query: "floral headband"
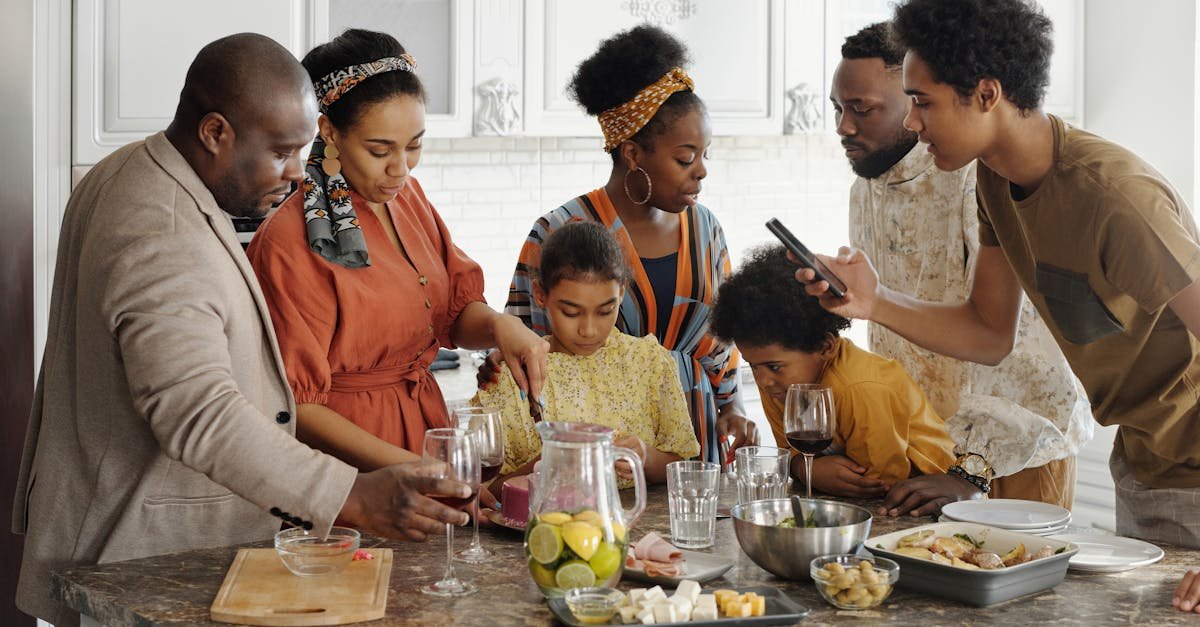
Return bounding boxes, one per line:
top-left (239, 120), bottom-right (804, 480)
top-left (597, 67), bottom-right (695, 153)
top-left (313, 53), bottom-right (418, 114)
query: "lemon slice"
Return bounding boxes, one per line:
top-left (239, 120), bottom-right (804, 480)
top-left (554, 560), bottom-right (597, 589)
top-left (572, 510), bottom-right (604, 526)
top-left (528, 522), bottom-right (564, 565)
top-left (537, 511), bottom-right (572, 526)
top-left (562, 521), bottom-right (603, 561)
top-left (588, 541), bottom-right (622, 581)
top-left (529, 558), bottom-right (558, 588)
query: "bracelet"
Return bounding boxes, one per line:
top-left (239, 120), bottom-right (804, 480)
top-left (948, 465), bottom-right (991, 494)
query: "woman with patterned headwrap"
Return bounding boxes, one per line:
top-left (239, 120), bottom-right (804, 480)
top-left (248, 29), bottom-right (548, 467)
top-left (480, 25), bottom-right (759, 465)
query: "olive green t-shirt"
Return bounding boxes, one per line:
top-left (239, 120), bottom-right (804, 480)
top-left (977, 115), bottom-right (1200, 488)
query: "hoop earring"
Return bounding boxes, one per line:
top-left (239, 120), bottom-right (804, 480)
top-left (322, 143), bottom-right (342, 177)
top-left (623, 166), bottom-right (652, 205)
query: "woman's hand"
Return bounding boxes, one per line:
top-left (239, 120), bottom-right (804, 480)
top-left (716, 412), bottom-right (759, 453)
top-left (475, 350), bottom-right (502, 390)
top-left (792, 247), bottom-right (881, 320)
top-left (613, 435), bottom-right (648, 481)
top-left (877, 472), bottom-right (983, 517)
top-left (803, 455), bottom-right (889, 497)
top-left (491, 314), bottom-right (550, 403)
top-left (1174, 569), bottom-right (1200, 613)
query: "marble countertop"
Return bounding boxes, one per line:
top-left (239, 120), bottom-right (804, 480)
top-left (53, 479), bottom-right (1200, 626)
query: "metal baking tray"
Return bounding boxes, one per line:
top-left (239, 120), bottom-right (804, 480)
top-left (866, 521), bottom-right (1078, 606)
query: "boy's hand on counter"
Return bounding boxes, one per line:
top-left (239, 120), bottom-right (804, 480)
top-left (801, 454), bottom-right (888, 497)
top-left (341, 462), bottom-right (471, 541)
top-left (877, 472), bottom-right (983, 517)
top-left (1174, 569), bottom-right (1200, 613)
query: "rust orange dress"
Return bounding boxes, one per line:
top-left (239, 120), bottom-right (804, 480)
top-left (247, 177), bottom-right (485, 455)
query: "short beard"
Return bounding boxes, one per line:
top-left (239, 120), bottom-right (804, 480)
top-left (848, 131), bottom-right (919, 179)
top-left (211, 177), bottom-right (268, 219)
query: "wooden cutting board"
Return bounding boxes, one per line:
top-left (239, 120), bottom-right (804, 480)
top-left (210, 548), bottom-right (392, 626)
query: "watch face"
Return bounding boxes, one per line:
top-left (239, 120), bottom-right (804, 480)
top-left (961, 455), bottom-right (989, 476)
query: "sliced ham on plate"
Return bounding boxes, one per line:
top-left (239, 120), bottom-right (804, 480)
top-left (626, 532), bottom-right (685, 577)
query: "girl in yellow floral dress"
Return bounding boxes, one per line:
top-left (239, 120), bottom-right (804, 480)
top-left (473, 221), bottom-right (699, 487)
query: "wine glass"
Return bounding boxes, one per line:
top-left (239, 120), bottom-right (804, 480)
top-left (420, 427), bottom-right (481, 597)
top-left (452, 406), bottom-right (504, 563)
top-left (784, 384), bottom-right (836, 499)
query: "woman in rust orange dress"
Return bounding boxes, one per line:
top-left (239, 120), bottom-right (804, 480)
top-left (248, 29), bottom-right (548, 470)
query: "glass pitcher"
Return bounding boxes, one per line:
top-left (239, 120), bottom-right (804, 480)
top-left (524, 422), bottom-right (646, 597)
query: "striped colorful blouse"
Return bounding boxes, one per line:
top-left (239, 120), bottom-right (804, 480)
top-left (505, 188), bottom-right (740, 463)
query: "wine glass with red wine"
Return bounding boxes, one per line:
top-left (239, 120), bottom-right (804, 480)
top-left (784, 384), bottom-right (836, 499)
top-left (420, 427), bottom-right (480, 597)
top-left (452, 406), bottom-right (504, 563)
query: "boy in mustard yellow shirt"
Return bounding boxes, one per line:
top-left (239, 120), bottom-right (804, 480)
top-left (711, 246), bottom-right (954, 496)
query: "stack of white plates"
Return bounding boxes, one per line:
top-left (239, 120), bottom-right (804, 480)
top-left (1046, 532), bottom-right (1165, 572)
top-left (938, 499), bottom-right (1071, 536)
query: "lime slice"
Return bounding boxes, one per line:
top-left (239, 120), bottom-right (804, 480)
top-left (537, 511), bottom-right (573, 526)
top-left (563, 521), bottom-right (602, 561)
top-left (554, 560), bottom-right (597, 589)
top-left (588, 541), bottom-right (622, 581)
top-left (528, 523), bottom-right (564, 565)
top-left (529, 558), bottom-right (558, 588)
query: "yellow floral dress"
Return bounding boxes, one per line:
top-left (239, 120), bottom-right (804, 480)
top-left (473, 331), bottom-right (700, 480)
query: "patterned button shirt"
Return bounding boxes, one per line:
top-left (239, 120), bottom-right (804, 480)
top-left (848, 144), bottom-right (1094, 477)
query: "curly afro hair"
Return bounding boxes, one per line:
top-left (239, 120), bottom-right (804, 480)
top-left (569, 25), bottom-right (705, 161)
top-left (893, 0), bottom-right (1052, 112)
top-left (842, 21), bottom-right (905, 69)
top-left (535, 220), bottom-right (631, 291)
top-left (302, 29), bottom-right (426, 131)
top-left (711, 246), bottom-right (850, 353)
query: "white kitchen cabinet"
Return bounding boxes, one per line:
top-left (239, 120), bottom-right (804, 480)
top-left (73, 0), bottom-right (320, 165)
top-left (72, 0), bottom-right (1084, 164)
top-left (521, 0), bottom-right (784, 138)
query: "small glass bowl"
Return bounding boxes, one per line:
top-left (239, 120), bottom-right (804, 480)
top-left (274, 526), bottom-right (360, 577)
top-left (564, 587), bottom-right (623, 624)
top-left (810, 554), bottom-right (899, 610)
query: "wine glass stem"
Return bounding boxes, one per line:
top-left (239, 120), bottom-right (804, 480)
top-left (469, 496), bottom-right (482, 549)
top-left (443, 523), bottom-right (456, 582)
top-left (803, 453), bottom-right (814, 499)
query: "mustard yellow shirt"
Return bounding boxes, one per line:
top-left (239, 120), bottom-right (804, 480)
top-left (758, 338), bottom-right (955, 485)
top-left (474, 331), bottom-right (700, 477)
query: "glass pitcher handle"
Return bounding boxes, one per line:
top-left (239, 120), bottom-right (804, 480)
top-left (611, 446), bottom-right (646, 527)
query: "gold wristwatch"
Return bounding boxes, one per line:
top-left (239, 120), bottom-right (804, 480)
top-left (949, 452), bottom-right (994, 493)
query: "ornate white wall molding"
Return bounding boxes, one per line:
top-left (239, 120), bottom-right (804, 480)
top-left (621, 0), bottom-right (697, 25)
top-left (474, 77), bottom-right (521, 136)
top-left (784, 82), bottom-right (822, 134)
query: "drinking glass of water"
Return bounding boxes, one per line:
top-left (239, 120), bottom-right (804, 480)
top-left (784, 384), bottom-right (836, 498)
top-left (666, 461), bottom-right (720, 548)
top-left (734, 446), bottom-right (790, 504)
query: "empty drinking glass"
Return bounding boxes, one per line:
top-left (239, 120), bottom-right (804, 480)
top-left (666, 461), bottom-right (720, 548)
top-left (735, 446), bottom-right (790, 504)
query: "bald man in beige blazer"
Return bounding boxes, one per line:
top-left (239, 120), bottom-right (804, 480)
top-left (12, 34), bottom-right (472, 626)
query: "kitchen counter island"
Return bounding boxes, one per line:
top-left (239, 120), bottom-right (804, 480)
top-left (53, 481), bottom-right (1200, 625)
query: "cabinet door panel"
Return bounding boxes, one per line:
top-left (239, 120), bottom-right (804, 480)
top-left (523, 0), bottom-right (783, 137)
top-left (74, 0), bottom-right (315, 164)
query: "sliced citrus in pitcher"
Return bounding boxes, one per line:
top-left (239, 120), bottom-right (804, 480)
top-left (588, 541), bottom-right (622, 581)
top-left (537, 511), bottom-right (573, 526)
top-left (529, 558), bottom-right (558, 588)
top-left (554, 560), bottom-right (597, 589)
top-left (562, 521), bottom-right (602, 561)
top-left (528, 522), bottom-right (564, 565)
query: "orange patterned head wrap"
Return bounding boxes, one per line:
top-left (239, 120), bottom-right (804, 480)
top-left (597, 67), bottom-right (695, 153)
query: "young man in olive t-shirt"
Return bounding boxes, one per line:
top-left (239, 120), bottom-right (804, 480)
top-left (792, 0), bottom-right (1200, 614)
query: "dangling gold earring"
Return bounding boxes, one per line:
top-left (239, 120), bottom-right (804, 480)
top-left (322, 143), bottom-right (342, 177)
top-left (623, 166), bottom-right (652, 205)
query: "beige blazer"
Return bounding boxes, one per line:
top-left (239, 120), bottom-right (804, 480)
top-left (12, 133), bottom-right (359, 626)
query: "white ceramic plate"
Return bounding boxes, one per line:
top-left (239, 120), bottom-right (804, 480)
top-left (1048, 533), bottom-right (1165, 573)
top-left (937, 514), bottom-right (1068, 536)
top-left (622, 548), bottom-right (734, 585)
top-left (941, 499), bottom-right (1071, 529)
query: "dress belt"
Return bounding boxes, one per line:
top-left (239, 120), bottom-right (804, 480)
top-left (329, 351), bottom-right (436, 400)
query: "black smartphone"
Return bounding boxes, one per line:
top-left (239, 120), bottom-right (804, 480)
top-left (765, 218), bottom-right (847, 299)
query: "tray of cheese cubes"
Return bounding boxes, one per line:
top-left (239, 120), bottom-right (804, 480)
top-left (547, 579), bottom-right (810, 625)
